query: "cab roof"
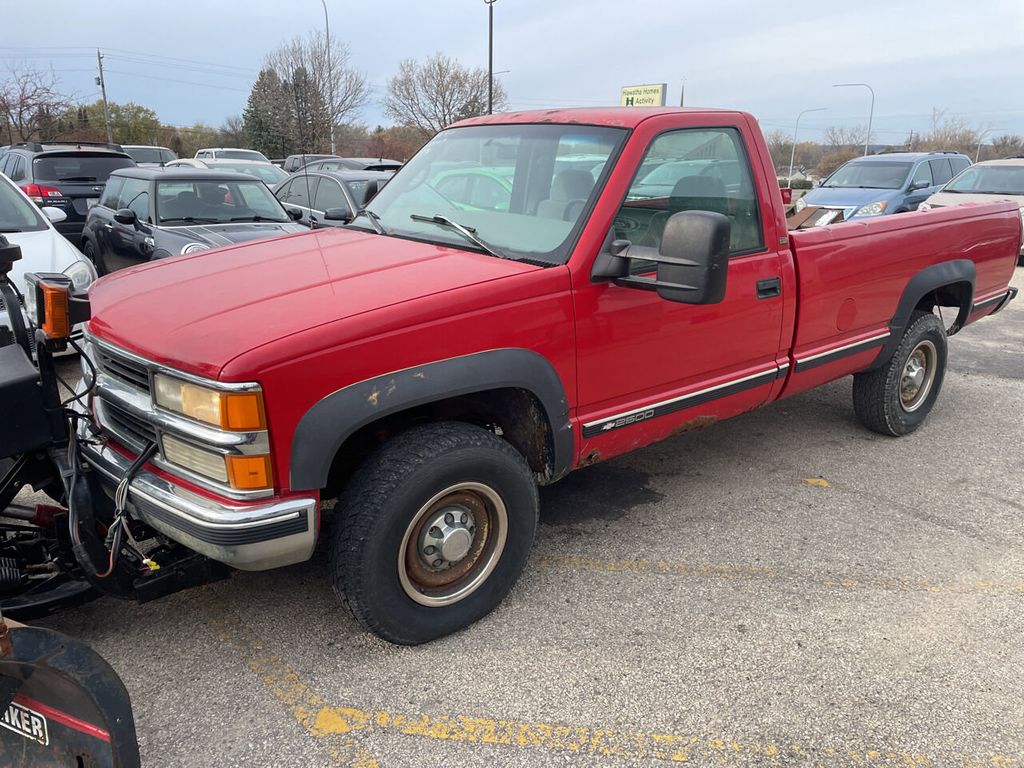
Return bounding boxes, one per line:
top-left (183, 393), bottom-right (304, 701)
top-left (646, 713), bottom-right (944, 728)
top-left (454, 106), bottom-right (744, 130)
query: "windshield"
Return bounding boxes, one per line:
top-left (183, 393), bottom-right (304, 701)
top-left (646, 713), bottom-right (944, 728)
top-left (944, 164), bottom-right (1024, 195)
top-left (364, 124), bottom-right (627, 263)
top-left (155, 179), bottom-right (289, 224)
top-left (218, 149), bottom-right (268, 161)
top-left (33, 153), bottom-right (134, 183)
top-left (216, 162), bottom-right (289, 185)
top-left (822, 161), bottom-right (912, 190)
top-left (126, 147), bottom-right (175, 164)
top-left (0, 178), bottom-right (47, 232)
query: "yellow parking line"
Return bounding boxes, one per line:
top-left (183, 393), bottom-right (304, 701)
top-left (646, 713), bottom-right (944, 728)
top-left (534, 554), bottom-right (1024, 594)
top-left (197, 585), bottom-right (1019, 768)
top-left (196, 589), bottom-right (378, 768)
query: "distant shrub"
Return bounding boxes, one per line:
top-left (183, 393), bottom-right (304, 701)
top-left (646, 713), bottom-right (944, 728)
top-left (777, 178), bottom-right (813, 189)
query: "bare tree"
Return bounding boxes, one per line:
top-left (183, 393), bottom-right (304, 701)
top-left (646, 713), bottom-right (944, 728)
top-left (822, 125), bottom-right (868, 151)
top-left (383, 53), bottom-right (508, 134)
top-left (219, 114), bottom-right (246, 146)
top-left (0, 63), bottom-right (71, 143)
top-left (264, 32), bottom-right (368, 151)
top-left (915, 109), bottom-right (981, 156)
top-left (988, 134), bottom-right (1024, 160)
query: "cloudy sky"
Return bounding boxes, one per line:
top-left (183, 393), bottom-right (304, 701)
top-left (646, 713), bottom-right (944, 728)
top-left (4, 0), bottom-right (1023, 143)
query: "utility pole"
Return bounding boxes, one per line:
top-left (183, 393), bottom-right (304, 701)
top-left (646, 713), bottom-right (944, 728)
top-left (679, 79), bottom-right (685, 107)
top-left (320, 0), bottom-right (335, 154)
top-left (485, 0), bottom-right (496, 114)
top-left (95, 49), bottom-right (113, 144)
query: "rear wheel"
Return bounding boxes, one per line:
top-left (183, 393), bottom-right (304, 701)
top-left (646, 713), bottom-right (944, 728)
top-left (329, 421), bottom-right (538, 645)
top-left (852, 310), bottom-right (947, 436)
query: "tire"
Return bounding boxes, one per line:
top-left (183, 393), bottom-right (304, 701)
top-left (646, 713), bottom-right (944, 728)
top-left (852, 310), bottom-right (948, 436)
top-left (83, 240), bottom-right (107, 276)
top-left (329, 421), bottom-right (538, 645)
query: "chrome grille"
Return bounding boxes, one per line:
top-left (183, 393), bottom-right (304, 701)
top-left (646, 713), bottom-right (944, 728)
top-left (102, 402), bottom-right (158, 450)
top-left (96, 347), bottom-right (151, 393)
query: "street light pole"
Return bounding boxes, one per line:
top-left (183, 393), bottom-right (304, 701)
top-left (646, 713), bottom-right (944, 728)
top-left (788, 107), bottom-right (826, 184)
top-left (485, 0), bottom-right (496, 114)
top-left (975, 128), bottom-right (1006, 162)
top-left (833, 82), bottom-right (874, 156)
top-left (321, 0), bottom-right (335, 154)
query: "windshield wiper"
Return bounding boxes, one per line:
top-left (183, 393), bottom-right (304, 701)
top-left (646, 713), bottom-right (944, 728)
top-left (159, 216), bottom-right (220, 224)
top-left (349, 209), bottom-right (387, 234)
top-left (409, 214), bottom-right (511, 260)
top-left (229, 215), bottom-right (286, 223)
top-left (58, 176), bottom-right (97, 182)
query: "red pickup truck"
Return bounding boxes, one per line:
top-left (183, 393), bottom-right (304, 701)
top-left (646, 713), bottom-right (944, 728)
top-left (78, 107), bottom-right (1020, 644)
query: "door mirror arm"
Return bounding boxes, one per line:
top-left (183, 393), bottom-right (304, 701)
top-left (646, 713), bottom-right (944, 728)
top-left (591, 229), bottom-right (632, 281)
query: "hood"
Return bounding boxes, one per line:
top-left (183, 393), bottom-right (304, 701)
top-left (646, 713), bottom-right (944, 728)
top-left (87, 227), bottom-right (539, 379)
top-left (4, 228), bottom-right (86, 294)
top-left (925, 191), bottom-right (1024, 210)
top-left (168, 221), bottom-right (309, 247)
top-left (801, 186), bottom-right (897, 208)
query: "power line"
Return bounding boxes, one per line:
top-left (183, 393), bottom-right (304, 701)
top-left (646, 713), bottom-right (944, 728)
top-left (103, 70), bottom-right (249, 92)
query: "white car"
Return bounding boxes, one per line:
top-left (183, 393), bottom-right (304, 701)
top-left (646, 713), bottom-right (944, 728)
top-left (919, 158), bottom-right (1024, 264)
top-left (0, 173), bottom-right (96, 341)
top-left (194, 147), bottom-right (269, 162)
top-left (165, 157), bottom-right (289, 186)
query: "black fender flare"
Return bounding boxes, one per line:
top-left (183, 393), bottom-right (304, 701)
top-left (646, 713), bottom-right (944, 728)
top-left (289, 349), bottom-right (573, 490)
top-left (869, 259), bottom-right (975, 370)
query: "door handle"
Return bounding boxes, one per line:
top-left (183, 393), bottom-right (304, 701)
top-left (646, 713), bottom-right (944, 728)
top-left (103, 223), bottom-right (113, 229)
top-left (756, 277), bottom-right (781, 299)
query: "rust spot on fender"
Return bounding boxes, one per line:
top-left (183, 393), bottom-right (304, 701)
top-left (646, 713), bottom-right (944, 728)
top-left (579, 450), bottom-right (602, 467)
top-left (670, 414), bottom-right (717, 436)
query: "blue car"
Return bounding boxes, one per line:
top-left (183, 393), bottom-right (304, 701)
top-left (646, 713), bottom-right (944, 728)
top-left (797, 152), bottom-right (971, 221)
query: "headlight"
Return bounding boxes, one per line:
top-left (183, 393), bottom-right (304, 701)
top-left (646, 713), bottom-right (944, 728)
top-left (161, 434), bottom-right (229, 483)
top-left (794, 197), bottom-right (807, 213)
top-left (153, 373), bottom-right (267, 431)
top-left (855, 200), bottom-right (888, 217)
top-left (181, 243), bottom-right (210, 255)
top-left (62, 259), bottom-right (97, 292)
top-left (917, 202), bottom-right (932, 212)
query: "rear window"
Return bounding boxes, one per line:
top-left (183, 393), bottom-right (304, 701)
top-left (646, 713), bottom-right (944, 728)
top-left (217, 150), bottom-right (268, 161)
top-left (126, 147), bottom-right (175, 164)
top-left (33, 153), bottom-right (134, 183)
top-left (0, 177), bottom-right (47, 232)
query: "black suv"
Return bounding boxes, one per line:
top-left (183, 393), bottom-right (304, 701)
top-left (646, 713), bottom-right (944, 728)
top-left (0, 142), bottom-right (135, 241)
top-left (81, 167), bottom-right (307, 274)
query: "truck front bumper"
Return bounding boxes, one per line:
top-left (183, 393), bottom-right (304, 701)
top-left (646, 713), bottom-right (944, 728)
top-left (79, 438), bottom-right (318, 571)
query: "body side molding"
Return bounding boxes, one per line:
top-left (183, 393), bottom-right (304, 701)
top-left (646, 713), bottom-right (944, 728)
top-left (289, 349), bottom-right (573, 490)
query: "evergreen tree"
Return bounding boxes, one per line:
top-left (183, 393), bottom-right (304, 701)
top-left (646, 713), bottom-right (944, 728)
top-left (243, 68), bottom-right (294, 158)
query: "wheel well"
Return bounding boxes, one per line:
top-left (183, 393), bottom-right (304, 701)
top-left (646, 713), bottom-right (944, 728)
top-left (321, 387), bottom-right (555, 498)
top-left (914, 280), bottom-right (972, 330)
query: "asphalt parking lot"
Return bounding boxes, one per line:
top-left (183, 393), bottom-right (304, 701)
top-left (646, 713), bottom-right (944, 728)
top-left (36, 267), bottom-right (1024, 767)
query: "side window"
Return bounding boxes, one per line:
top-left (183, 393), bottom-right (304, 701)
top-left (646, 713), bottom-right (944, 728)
top-left (281, 177), bottom-right (317, 208)
top-left (0, 153), bottom-right (11, 177)
top-left (929, 159), bottom-right (953, 186)
top-left (313, 178), bottom-right (348, 213)
top-left (118, 179), bottom-right (149, 220)
top-left (950, 157), bottom-right (970, 176)
top-left (100, 177), bottom-right (124, 208)
top-left (434, 174), bottom-right (469, 205)
top-left (614, 127), bottom-right (763, 257)
top-left (911, 162), bottom-right (932, 187)
top-left (9, 156), bottom-right (25, 182)
top-left (467, 175), bottom-right (511, 210)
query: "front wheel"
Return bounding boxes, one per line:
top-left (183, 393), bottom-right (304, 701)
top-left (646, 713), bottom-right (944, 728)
top-left (82, 240), bottom-right (107, 276)
top-left (852, 310), bottom-right (948, 436)
top-left (329, 421), bottom-right (538, 645)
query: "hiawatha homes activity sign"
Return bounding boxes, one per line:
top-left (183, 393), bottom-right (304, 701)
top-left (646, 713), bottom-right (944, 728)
top-left (620, 84), bottom-right (667, 107)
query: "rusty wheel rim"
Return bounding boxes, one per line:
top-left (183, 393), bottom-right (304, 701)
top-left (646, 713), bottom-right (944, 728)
top-left (398, 482), bottom-right (507, 607)
top-left (899, 340), bottom-right (937, 412)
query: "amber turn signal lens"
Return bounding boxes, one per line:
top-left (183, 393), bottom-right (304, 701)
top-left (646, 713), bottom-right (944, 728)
top-left (226, 454), bottom-right (273, 491)
top-left (223, 391), bottom-right (267, 431)
top-left (40, 281), bottom-right (70, 340)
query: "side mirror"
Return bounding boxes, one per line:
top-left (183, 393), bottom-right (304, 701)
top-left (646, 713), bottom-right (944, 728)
top-left (324, 207), bottom-right (352, 223)
top-left (592, 211), bottom-right (731, 305)
top-left (653, 211), bottom-right (730, 304)
top-left (285, 207), bottom-right (304, 221)
top-left (41, 207), bottom-right (67, 224)
top-left (908, 180), bottom-right (930, 192)
top-left (361, 180), bottom-right (381, 207)
top-left (113, 208), bottom-right (137, 226)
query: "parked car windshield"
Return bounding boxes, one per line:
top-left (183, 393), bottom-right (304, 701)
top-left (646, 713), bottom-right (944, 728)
top-left (215, 162), bottom-right (289, 185)
top-left (364, 123), bottom-right (626, 264)
top-left (0, 178), bottom-right (47, 232)
top-left (155, 179), bottom-right (289, 224)
top-left (822, 161), bottom-right (912, 189)
top-left (125, 147), bottom-right (175, 164)
top-left (33, 153), bottom-right (134, 183)
top-left (944, 164), bottom-right (1024, 195)
top-left (217, 150), bottom-right (268, 161)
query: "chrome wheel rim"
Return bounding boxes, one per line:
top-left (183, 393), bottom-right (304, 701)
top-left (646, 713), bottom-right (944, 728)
top-left (398, 482), bottom-right (507, 607)
top-left (899, 340), bottom-right (937, 412)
